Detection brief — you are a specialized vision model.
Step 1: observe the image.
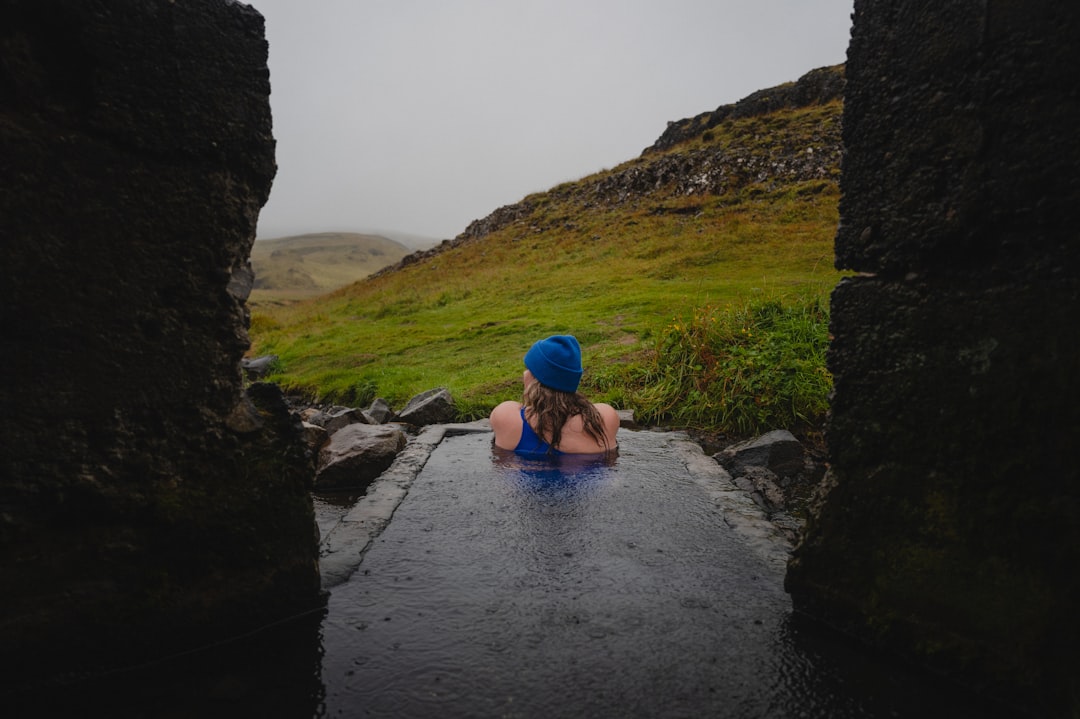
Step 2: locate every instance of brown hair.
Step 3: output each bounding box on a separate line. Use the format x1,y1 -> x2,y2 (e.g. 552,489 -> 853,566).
522,381 -> 610,453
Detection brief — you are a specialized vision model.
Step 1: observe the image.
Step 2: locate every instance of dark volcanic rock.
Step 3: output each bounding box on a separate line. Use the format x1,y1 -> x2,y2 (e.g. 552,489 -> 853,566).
715,430 -> 805,478
785,2 -> 1080,716
0,0 -> 319,688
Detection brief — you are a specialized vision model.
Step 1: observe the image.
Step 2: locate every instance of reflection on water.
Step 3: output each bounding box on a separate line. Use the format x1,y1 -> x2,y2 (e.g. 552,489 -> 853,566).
491,444 -> 618,496
17,430 -> 1014,718
314,431 -> 1011,718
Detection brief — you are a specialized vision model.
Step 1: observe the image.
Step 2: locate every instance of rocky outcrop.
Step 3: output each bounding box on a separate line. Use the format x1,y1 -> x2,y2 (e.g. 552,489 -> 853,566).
784,2 -> 1080,715
0,0 -> 319,687
587,143 -> 838,206
372,66 -> 843,274
451,75 -> 841,244
643,65 -> 845,154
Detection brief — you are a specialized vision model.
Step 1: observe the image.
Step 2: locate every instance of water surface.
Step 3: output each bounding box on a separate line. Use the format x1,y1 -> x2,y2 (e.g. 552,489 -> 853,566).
316,429 -> 1003,718
20,428 -> 1009,718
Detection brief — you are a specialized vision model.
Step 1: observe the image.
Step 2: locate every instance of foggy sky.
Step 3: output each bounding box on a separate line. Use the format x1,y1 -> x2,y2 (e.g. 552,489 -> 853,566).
248,0 -> 854,243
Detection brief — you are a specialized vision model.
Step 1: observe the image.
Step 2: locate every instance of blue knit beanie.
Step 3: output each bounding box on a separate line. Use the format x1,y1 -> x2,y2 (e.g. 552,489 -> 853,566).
524,335 -> 583,393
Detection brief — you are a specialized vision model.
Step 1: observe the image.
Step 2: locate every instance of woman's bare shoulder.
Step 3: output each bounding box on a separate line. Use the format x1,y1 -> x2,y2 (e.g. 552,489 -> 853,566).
592,402 -> 622,435
592,402 -> 620,420
489,400 -> 522,423
490,400 -> 524,450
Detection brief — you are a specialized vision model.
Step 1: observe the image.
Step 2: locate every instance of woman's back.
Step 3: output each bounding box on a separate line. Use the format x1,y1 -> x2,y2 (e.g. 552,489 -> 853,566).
490,400 -> 619,454
489,334 -> 620,456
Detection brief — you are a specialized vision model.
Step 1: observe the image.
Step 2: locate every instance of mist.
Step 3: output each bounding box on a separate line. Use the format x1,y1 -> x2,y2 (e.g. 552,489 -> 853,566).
248,0 -> 854,242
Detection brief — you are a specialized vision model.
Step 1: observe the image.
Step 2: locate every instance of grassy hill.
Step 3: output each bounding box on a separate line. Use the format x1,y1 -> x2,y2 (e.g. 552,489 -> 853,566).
249,232 -> 411,305
249,66 -> 846,437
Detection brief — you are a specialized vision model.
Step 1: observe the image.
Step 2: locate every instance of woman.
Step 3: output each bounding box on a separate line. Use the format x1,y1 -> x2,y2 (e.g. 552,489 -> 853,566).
490,335 -> 620,456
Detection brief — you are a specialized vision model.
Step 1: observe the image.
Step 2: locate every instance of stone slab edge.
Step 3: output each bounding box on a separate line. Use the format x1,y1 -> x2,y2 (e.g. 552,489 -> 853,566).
669,435 -> 794,573
317,420 -> 491,589
318,421 -> 792,588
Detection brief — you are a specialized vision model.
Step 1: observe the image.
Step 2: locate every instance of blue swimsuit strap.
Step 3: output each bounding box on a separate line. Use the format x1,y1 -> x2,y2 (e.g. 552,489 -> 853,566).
516,407 -> 562,455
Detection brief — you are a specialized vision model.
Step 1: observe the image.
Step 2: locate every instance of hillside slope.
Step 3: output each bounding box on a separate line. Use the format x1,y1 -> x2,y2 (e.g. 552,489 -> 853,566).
250,65 -> 845,431
249,232 -> 410,303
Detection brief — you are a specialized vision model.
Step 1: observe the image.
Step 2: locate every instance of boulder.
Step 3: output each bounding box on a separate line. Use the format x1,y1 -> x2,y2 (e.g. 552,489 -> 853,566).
321,407 -> 371,436
732,466 -> 787,513
315,424 -> 407,492
396,388 -> 457,426
241,354 -> 278,380
714,429 -> 804,478
301,421 -> 330,455
363,397 -> 396,424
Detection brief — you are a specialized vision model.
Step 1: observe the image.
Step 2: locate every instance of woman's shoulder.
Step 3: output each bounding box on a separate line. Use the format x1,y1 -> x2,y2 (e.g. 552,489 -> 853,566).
593,402 -> 622,434
490,400 -> 525,451
592,402 -> 620,420
489,400 -> 523,423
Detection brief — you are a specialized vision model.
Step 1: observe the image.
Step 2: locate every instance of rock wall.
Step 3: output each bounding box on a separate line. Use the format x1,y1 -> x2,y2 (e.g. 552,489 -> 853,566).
785,1 -> 1080,714
0,0 -> 319,684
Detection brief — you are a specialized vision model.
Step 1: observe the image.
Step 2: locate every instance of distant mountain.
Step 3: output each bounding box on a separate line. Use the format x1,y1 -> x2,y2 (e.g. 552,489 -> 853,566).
371,230 -> 442,251
249,232 -> 410,303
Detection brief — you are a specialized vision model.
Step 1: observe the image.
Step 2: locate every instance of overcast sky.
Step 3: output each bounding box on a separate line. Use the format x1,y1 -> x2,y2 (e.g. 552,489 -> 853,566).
247,0 -> 854,243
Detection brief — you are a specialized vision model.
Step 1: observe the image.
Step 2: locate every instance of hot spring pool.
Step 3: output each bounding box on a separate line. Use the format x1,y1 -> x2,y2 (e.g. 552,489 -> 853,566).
22,426 -> 1012,718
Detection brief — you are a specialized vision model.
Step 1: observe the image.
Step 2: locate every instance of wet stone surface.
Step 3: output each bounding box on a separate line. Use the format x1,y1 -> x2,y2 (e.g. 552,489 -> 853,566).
315,429 -> 1008,718
24,427 -> 1014,717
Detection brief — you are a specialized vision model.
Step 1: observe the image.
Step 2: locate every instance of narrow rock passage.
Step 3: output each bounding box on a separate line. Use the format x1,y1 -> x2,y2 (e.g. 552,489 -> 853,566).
315,428 -> 1005,718
21,426 -> 1015,717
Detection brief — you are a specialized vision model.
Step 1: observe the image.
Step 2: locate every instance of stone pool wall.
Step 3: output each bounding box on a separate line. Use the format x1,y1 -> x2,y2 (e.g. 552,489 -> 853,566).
0,0 -> 319,683
785,2 -> 1080,714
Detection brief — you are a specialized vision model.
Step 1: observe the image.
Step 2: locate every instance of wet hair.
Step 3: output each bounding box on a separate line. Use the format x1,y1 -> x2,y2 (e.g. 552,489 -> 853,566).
522,381 -> 610,453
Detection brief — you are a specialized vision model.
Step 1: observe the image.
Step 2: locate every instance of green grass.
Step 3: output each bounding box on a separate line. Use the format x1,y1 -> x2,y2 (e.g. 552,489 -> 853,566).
249,100 -> 844,435
611,294 -> 832,435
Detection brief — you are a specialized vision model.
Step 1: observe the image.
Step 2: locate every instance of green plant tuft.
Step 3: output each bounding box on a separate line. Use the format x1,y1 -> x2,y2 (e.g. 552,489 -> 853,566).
621,294 -> 832,435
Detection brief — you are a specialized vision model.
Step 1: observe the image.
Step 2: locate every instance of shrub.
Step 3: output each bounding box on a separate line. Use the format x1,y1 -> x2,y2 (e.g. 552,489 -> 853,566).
625,295 -> 831,435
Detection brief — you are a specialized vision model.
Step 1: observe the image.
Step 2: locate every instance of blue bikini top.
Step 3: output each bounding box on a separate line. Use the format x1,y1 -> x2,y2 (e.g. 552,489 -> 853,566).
514,407 -> 563,456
